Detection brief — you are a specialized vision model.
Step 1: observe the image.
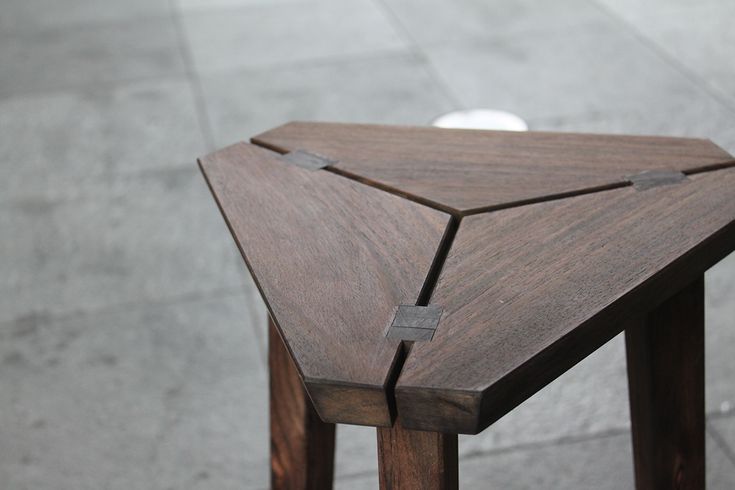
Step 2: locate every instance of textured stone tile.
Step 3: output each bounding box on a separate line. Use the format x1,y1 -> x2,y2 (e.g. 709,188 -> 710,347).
0,0 -> 171,32
200,54 -> 455,147
0,18 -> 185,95
710,416 -> 735,463
0,78 -> 205,200
708,419 -> 735,490
595,0 -> 730,25
461,433 -> 635,489
181,0 -> 407,74
177,0 -> 299,11
423,18 -> 718,121
463,432 -> 734,489
527,102 -> 735,156
707,252 -> 735,417
335,424 -> 378,479
0,293 -> 263,490
146,300 -> 269,490
336,472 -> 378,490
601,2 -> 735,105
338,432 -> 735,489
0,168 -> 249,324
382,0 -> 603,45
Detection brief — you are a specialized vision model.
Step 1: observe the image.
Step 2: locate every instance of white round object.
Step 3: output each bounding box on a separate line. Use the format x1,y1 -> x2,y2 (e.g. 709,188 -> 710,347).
432,109 -> 528,131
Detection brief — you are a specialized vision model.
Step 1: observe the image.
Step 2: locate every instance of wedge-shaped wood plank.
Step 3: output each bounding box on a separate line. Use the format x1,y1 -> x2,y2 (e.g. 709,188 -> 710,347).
395,167 -> 735,434
199,143 -> 450,426
253,121 -> 733,215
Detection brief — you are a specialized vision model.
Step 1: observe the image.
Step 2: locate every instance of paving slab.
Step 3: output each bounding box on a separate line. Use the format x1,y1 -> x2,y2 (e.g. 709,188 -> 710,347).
200,54 -> 454,147
0,0 -> 171,32
598,1 -> 735,106
422,18 -> 720,121
709,416 -> 735,466
337,431 -> 735,489
528,104 -> 735,156
381,0 -> 603,46
0,293 -> 263,490
145,300 -> 269,490
706,253 -> 735,417
0,17 -> 185,96
181,0 -> 407,74
177,0 -> 304,12
0,78 -> 205,200
462,432 -> 735,490
0,168 -> 250,324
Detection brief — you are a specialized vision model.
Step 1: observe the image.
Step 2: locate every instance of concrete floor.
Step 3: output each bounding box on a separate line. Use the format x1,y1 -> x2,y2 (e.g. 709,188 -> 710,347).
1,0 -> 735,488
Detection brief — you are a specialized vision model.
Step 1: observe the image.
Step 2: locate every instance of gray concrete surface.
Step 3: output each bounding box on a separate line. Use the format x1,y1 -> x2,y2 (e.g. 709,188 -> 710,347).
1,0 -> 734,488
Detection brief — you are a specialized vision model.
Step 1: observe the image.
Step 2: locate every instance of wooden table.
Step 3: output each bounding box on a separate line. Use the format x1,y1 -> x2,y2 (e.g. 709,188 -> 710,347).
199,122 -> 735,489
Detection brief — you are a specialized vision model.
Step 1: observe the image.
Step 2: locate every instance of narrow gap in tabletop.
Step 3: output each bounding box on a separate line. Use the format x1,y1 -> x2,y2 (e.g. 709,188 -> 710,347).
683,159 -> 735,175
461,181 -> 631,217
382,214 -> 460,419
250,137 -> 461,217
416,214 -> 461,306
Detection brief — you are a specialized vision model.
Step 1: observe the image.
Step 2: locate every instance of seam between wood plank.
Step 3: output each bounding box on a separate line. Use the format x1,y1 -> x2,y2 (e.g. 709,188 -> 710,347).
252,137 -> 735,218
250,137 -> 462,216
683,158 -> 735,175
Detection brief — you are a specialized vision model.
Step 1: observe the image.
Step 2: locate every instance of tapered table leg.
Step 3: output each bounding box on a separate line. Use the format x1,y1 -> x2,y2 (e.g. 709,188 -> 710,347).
377,418 -> 458,490
269,317 -> 335,489
625,278 -> 705,490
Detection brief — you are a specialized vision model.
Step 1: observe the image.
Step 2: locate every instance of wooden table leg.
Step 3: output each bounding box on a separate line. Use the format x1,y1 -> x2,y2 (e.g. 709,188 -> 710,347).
625,277 -> 705,490
377,418 -> 458,490
269,317 -> 335,489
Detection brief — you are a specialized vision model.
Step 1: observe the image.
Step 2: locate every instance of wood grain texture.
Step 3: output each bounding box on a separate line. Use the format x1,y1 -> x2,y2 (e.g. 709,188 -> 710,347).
253,121 -> 734,215
270,318 -> 335,490
200,142 -> 450,426
396,167 -> 735,434
377,418 -> 458,490
626,279 -> 705,490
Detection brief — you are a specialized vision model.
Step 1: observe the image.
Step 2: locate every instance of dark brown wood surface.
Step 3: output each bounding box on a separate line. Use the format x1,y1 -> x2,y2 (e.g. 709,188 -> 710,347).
270,318 -> 335,489
395,167 -> 735,434
377,418 -> 458,490
626,279 -> 705,490
200,142 -> 450,426
253,121 -> 733,215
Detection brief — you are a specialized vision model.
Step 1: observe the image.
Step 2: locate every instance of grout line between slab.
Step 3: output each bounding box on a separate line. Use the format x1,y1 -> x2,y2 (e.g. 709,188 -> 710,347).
336,426 -> 634,482
591,0 -> 735,117
416,215 -> 460,306
371,0 -> 465,110
707,422 -> 735,467
0,285 -> 247,329
169,0 -> 216,152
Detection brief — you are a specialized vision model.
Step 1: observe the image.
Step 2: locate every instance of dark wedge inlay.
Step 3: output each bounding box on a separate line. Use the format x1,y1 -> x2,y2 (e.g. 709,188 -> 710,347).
281,150 -> 338,170
628,170 -> 688,191
387,305 -> 443,341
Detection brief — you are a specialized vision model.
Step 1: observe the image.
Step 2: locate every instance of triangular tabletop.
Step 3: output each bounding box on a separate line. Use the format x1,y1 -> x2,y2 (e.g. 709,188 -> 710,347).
201,123 -> 735,432
253,121 -> 733,215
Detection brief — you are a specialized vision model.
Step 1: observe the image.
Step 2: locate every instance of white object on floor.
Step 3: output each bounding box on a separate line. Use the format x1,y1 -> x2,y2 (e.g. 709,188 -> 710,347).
432,109 -> 528,131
